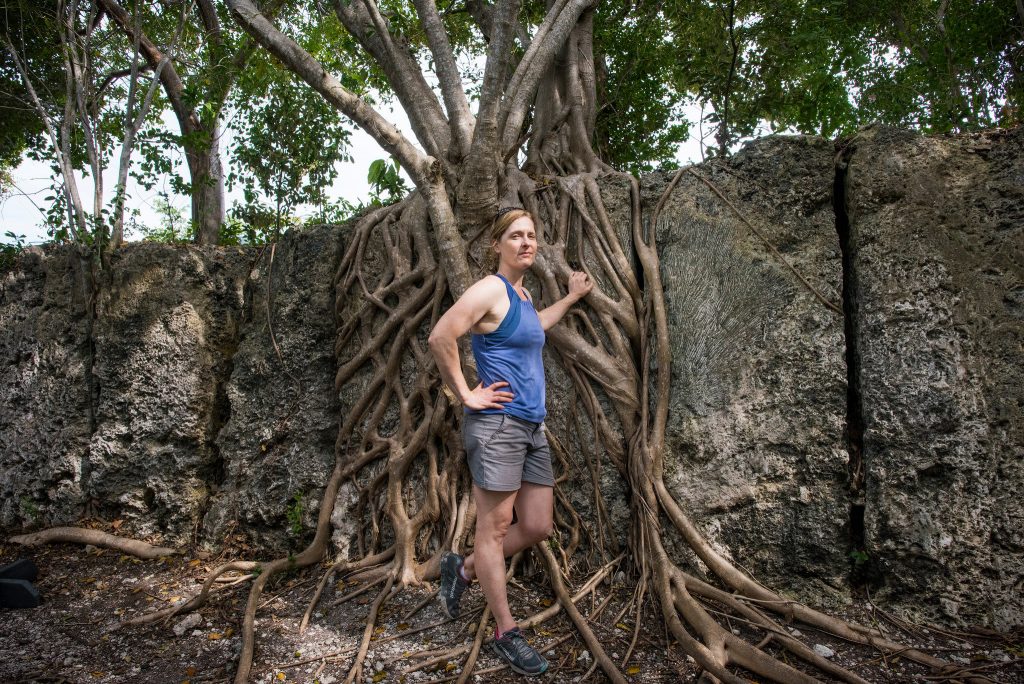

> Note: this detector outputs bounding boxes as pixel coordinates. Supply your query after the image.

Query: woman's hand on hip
[463,381,514,410]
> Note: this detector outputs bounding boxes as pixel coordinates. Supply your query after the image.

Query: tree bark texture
[186,126,227,246]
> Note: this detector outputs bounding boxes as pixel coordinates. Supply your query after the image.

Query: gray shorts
[462,412,554,492]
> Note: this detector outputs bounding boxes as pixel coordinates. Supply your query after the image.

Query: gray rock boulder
[650,135,852,603]
[845,125,1024,629]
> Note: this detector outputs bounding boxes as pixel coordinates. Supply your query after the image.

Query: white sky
[1,99,711,245]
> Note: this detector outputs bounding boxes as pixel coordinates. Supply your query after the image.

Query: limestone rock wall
[845,126,1024,629]
[0,227,342,549]
[203,226,342,552]
[1,249,92,528]
[1,128,1021,628]
[85,245,250,542]
[649,136,852,606]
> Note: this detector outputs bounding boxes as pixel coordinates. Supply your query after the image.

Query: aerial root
[300,548,399,633]
[9,526,177,559]
[687,167,843,316]
[455,605,491,684]
[684,575,870,684]
[332,573,390,607]
[121,560,260,627]
[401,587,441,622]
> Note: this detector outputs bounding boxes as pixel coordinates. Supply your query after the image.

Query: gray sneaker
[491,627,549,676]
[438,551,469,618]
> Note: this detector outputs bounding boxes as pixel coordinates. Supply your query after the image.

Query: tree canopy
[2,0,1019,246]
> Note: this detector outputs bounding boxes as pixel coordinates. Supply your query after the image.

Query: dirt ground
[1,540,1022,684]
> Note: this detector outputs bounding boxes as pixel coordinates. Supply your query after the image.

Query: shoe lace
[504,630,537,661]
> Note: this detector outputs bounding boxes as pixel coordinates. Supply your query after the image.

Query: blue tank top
[468,274,546,423]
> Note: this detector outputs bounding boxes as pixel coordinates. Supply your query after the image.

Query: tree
[226,15,354,240]
[1,0,180,251]
[85,0,297,244]
[643,0,1022,157]
[113,1,1007,683]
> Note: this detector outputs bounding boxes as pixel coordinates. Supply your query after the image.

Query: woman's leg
[464,482,552,582]
[469,484,519,632]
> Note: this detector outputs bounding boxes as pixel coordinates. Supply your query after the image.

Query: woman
[428,207,592,676]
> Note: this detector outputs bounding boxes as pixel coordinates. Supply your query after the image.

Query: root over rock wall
[0,127,1021,628]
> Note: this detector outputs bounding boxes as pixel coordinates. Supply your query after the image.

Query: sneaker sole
[438,554,460,619]
[438,590,458,619]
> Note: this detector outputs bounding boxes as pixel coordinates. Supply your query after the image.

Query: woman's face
[493,216,537,270]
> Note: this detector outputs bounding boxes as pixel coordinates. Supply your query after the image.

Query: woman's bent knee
[525,520,553,545]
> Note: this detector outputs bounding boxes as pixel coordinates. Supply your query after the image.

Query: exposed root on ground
[9,527,177,560]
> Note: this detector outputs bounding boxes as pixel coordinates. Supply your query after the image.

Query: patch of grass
[19,496,40,523]
[286,493,304,536]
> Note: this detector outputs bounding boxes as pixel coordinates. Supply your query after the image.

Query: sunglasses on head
[495,206,522,220]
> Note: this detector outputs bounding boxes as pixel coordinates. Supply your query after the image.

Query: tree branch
[111,0,185,247]
[499,0,595,155]
[475,0,520,127]
[331,0,451,159]
[65,0,104,229]
[0,30,86,240]
[226,0,432,185]
[195,0,223,42]
[96,65,153,101]
[454,0,520,218]
[94,0,197,134]
[412,0,474,157]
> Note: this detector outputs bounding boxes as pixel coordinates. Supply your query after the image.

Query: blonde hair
[483,208,534,273]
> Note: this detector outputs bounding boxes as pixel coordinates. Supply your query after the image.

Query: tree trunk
[187,122,226,246]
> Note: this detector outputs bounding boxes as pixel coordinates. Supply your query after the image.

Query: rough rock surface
[0,248,92,528]
[203,225,343,552]
[845,126,1024,629]
[0,228,341,550]
[85,244,250,544]
[648,135,852,604]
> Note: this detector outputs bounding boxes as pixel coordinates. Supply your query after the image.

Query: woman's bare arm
[537,271,593,331]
